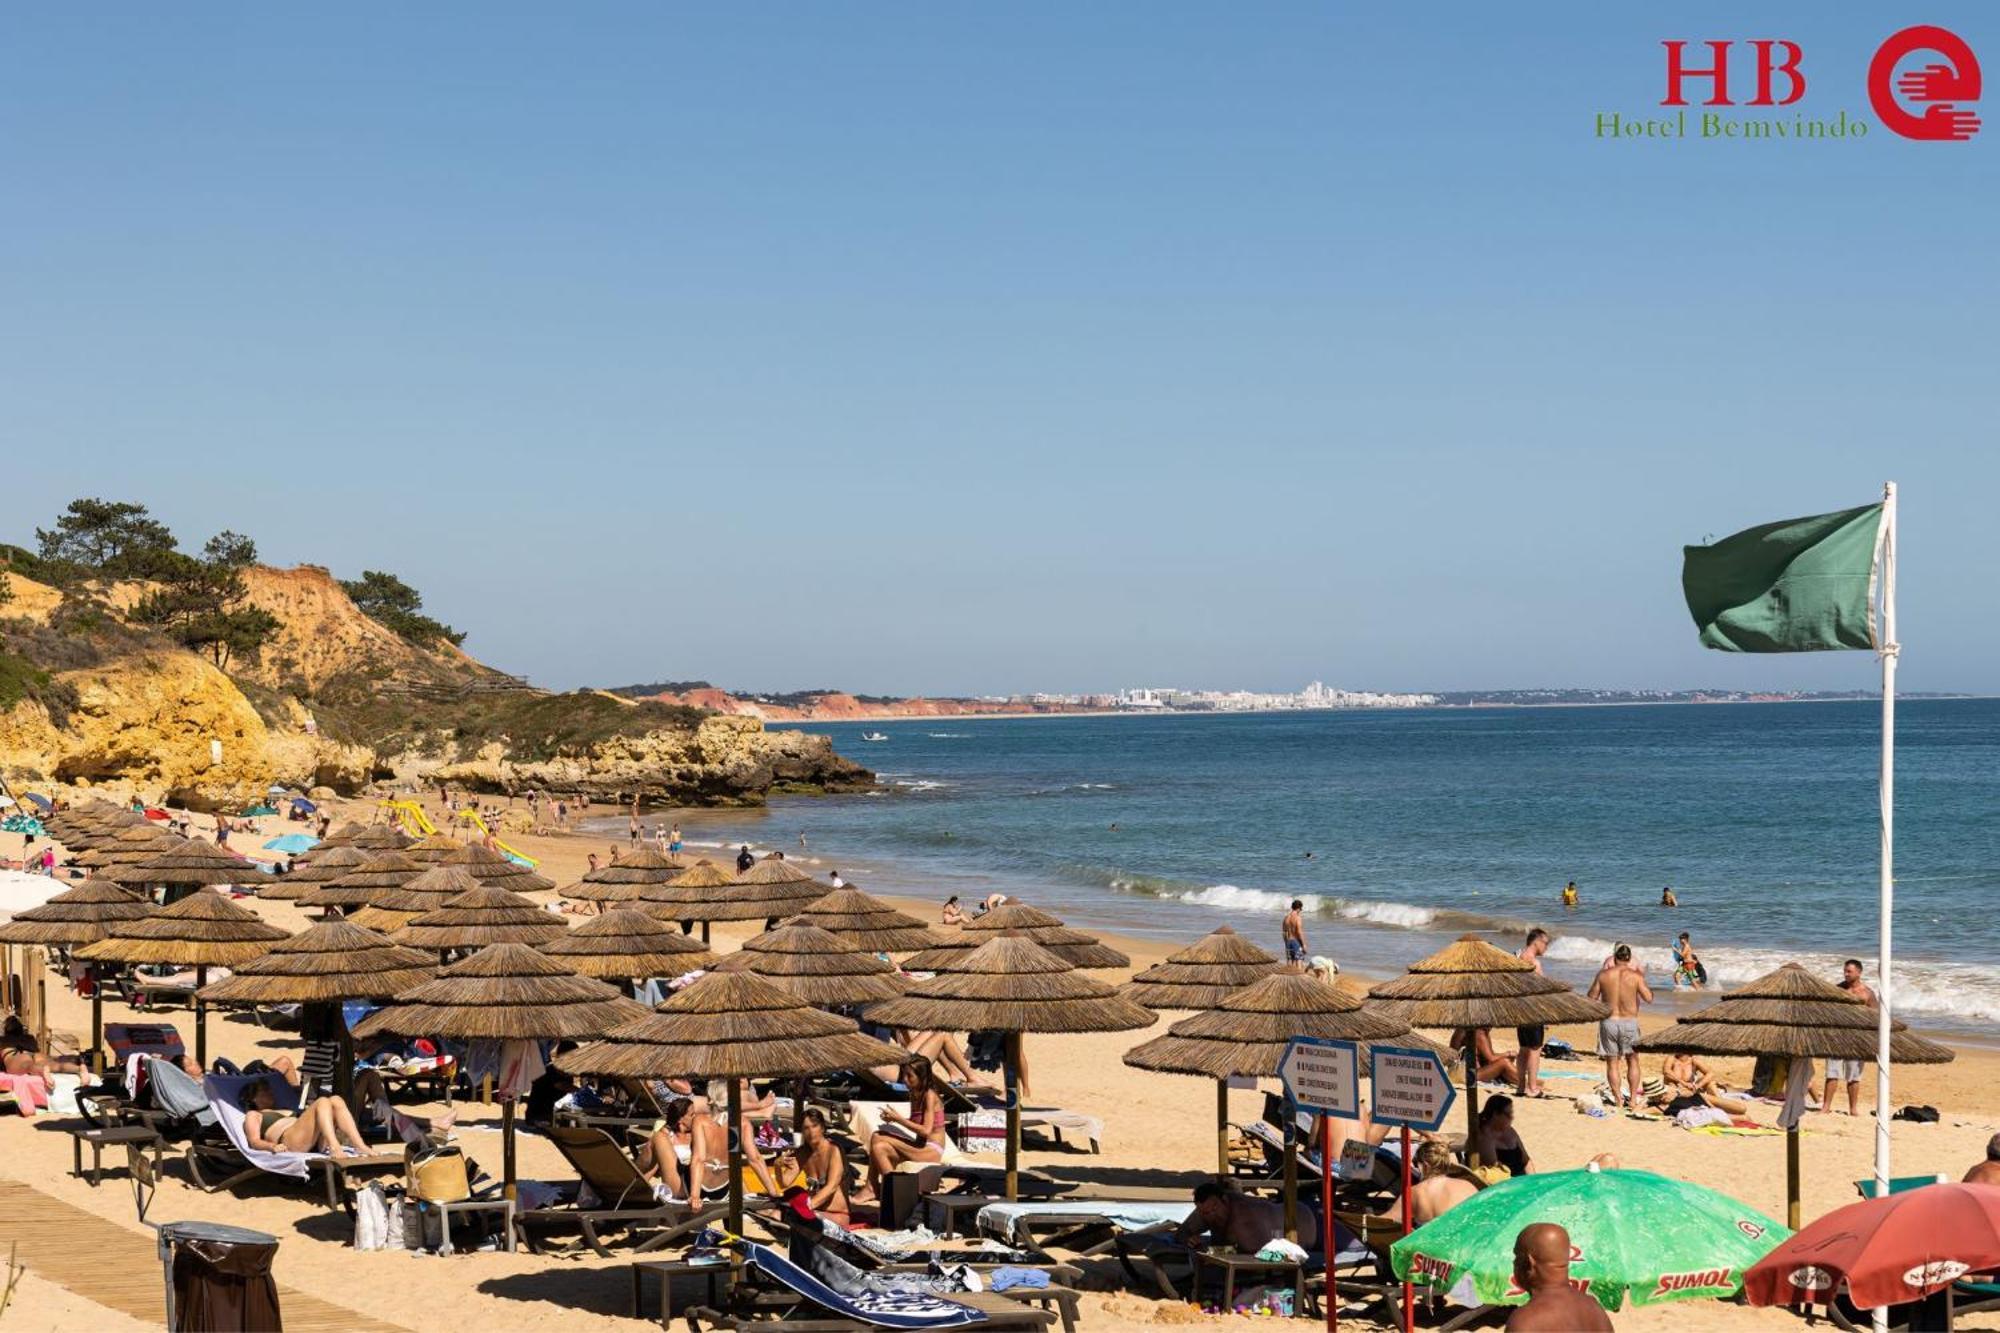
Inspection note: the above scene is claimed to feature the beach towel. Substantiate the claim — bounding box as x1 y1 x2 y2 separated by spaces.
975 1200 1188 1246
738 1236 985 1328
212 1098 326 1179
0 1073 50 1116
1686 1123 1785 1138
148 1056 220 1126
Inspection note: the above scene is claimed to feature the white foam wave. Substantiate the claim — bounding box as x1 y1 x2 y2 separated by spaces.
1172 884 1320 914
1336 900 1439 929
1543 935 2000 1026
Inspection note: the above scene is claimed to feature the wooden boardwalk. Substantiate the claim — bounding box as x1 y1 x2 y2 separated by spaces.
0 1180 408 1332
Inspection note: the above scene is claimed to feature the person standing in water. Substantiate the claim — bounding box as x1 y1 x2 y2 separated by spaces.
1560 880 1579 909
1282 900 1307 965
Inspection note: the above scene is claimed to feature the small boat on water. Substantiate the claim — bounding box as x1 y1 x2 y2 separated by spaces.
860 731 890 742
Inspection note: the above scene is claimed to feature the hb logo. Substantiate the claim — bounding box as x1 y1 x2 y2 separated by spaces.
1869 25 1981 140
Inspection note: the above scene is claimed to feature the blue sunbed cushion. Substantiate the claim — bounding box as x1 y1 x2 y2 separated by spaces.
741 1238 985 1327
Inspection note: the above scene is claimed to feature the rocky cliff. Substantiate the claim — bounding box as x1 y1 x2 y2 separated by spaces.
0 565 871 809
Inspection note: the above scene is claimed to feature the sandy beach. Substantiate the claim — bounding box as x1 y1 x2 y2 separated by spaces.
5 799 1999 1333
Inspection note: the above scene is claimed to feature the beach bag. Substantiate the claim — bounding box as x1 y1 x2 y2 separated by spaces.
406 1142 471 1202
354 1182 389 1251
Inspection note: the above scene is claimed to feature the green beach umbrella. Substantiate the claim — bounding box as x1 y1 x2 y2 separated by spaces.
1390 1167 1788 1313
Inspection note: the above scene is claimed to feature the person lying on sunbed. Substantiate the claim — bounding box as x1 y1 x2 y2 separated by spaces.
860 1059 946 1200
238 1083 373 1156
1175 1181 1321 1255
875 1028 990 1090
1381 1138 1477 1226
1 1017 83 1077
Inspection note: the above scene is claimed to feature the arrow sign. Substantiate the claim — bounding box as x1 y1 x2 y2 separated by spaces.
1278 1036 1361 1117
1369 1044 1458 1132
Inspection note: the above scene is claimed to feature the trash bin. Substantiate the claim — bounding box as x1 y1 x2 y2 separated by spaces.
156 1220 283 1332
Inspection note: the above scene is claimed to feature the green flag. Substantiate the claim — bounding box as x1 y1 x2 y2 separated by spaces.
1682 502 1884 652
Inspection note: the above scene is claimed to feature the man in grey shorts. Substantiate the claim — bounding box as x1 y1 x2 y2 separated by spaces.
1822 958 1878 1115
1587 944 1654 1112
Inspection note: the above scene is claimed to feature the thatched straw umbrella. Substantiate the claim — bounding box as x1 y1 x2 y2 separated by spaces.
786 886 946 954
356 943 647 1198
104 840 263 904
349 824 414 851
402 832 466 864
540 908 716 980
260 845 367 901
961 903 1130 970
446 841 555 893
1120 926 1280 1011
560 969 908 1233
346 864 483 933
297 850 425 914
868 934 1155 1198
197 920 439 1103
76 889 291 1066
1127 969 1448 1228
1639 962 1956 1227
638 860 736 940
78 826 185 870
300 820 368 855
0 879 156 1070
1368 934 1608 1166
710 922 906 1007
563 848 683 907
391 884 568 955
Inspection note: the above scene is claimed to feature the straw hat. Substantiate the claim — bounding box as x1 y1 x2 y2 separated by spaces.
353 942 646 1041
0 878 155 947
867 934 1154 1035
1126 970 1447 1080
391 884 568 950
259 845 367 901
297 850 426 910
1638 963 1955 1064
540 908 717 979
197 920 437 1004
559 969 909 1081
1368 934 1610 1028
76 888 291 967
1119 926 1283 1011
709 922 906 1006
785 886 945 954
346 864 484 933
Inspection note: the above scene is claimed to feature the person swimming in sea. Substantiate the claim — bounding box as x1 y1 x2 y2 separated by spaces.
1561 881 1579 909
1660 885 1677 908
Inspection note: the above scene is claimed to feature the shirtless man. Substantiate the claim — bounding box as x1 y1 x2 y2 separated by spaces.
1175 1181 1306 1255
1588 943 1653 1112
1822 958 1878 1116
1516 927 1550 1097
1964 1134 2000 1186
1282 900 1307 965
1506 1223 1611 1331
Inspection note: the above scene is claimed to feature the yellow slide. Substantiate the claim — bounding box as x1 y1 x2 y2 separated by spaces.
450 808 540 868
378 799 436 836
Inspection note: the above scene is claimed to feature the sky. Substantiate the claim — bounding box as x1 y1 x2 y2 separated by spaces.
3 5 1993 696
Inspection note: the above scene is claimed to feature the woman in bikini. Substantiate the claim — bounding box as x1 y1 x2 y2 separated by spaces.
637 1097 731 1201
797 1108 854 1225
239 1082 373 1155
1 1018 82 1078
863 1059 946 1199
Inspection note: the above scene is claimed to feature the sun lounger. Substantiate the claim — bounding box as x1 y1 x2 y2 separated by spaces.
687 1235 1054 1331
974 1198 1190 1253
516 1123 729 1257
184 1080 402 1211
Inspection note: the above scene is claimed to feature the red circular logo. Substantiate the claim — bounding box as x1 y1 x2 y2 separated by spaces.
1869 25 1982 140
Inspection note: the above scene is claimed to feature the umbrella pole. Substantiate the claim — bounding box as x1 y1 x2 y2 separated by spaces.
1786 1126 1801 1231
1216 1080 1229 1179
335 1015 355 1108
91 986 104 1076
728 1077 745 1236
195 965 208 1070
1283 1115 1299 1242
1463 1038 1480 1169
1004 1033 1022 1202
502 1096 518 1202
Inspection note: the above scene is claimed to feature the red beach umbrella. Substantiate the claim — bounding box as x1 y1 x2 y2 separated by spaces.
1744 1182 2000 1312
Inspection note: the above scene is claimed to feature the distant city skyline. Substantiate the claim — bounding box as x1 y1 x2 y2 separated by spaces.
5 6 1995 695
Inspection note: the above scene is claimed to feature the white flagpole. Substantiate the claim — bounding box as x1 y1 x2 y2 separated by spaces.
1870 482 1897 1333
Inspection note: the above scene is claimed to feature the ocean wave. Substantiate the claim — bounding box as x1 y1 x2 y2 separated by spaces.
1541 935 2000 1026
1336 900 1438 929
926 732 970 738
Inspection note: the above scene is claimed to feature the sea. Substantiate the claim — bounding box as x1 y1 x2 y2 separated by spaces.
630 700 2000 1039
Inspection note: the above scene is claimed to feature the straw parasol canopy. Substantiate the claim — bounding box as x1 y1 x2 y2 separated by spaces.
709 922 907 1006
302 820 368 854
355 943 649 1199
349 824 414 850
0 878 154 946
260 845 367 901
297 850 426 910
197 920 437 1004
647 858 830 927
77 826 185 869
868 933 1154 1199
347 864 484 933
785 886 945 954
1369 934 1608 1165
76 889 292 1066
103 840 261 890
1638 962 1955 1229
391 884 568 951
444 840 555 892
563 848 683 905
540 908 716 979
560 968 910 1232
637 859 733 914
926 901 1132 970
402 832 466 864
1119 926 1285 1012
1126 968 1450 1186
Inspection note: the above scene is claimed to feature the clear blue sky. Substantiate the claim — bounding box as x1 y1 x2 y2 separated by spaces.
4 5 1992 695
